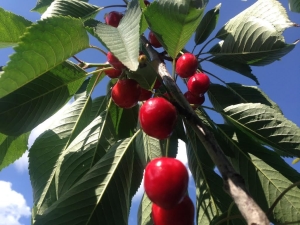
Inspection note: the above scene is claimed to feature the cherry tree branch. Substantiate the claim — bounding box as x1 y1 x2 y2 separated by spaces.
140 36 270 225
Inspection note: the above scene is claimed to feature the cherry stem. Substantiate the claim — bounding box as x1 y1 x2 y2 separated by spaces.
72 55 84 64
198 55 214 63
85 66 113 76
196 36 217 58
89 45 107 56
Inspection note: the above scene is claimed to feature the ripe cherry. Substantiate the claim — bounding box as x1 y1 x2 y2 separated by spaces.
148 31 162 48
139 97 177 140
139 88 153 101
104 11 123 27
111 79 141 109
107 52 126 70
153 78 161 89
184 91 205 108
105 68 122 78
152 195 194 225
187 72 210 96
144 157 189 209
176 53 198 78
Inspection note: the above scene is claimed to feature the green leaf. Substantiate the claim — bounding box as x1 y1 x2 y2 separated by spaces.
0 16 89 98
209 56 259 84
32 0 89 13
94 0 141 71
194 3 221 45
138 193 154 225
185 123 233 225
223 103 300 157
144 0 204 58
208 83 282 114
127 61 159 90
289 0 300 13
0 8 32 48
90 96 107 120
34 136 137 225
41 0 102 20
28 96 91 215
211 0 297 66
0 61 86 136
0 132 29 171
219 126 300 223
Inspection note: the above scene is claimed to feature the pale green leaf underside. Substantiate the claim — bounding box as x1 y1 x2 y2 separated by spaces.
138 194 154 225
42 0 101 20
0 8 32 48
32 0 89 13
251 154 300 223
29 96 91 210
217 0 293 38
0 61 86 136
212 0 296 66
34 137 136 225
289 0 300 13
224 103 300 157
0 16 89 98
145 1 204 58
94 0 141 71
0 132 29 171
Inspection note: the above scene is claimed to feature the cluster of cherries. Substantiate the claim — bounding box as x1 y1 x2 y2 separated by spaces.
144 157 194 225
104 9 210 141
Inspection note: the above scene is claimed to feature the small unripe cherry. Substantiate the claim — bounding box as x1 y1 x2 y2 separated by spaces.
148 31 162 48
176 53 198 78
184 91 205 109
111 79 141 109
187 72 210 96
105 68 122 78
107 52 126 70
139 97 177 139
153 79 161 89
139 88 153 101
104 11 123 27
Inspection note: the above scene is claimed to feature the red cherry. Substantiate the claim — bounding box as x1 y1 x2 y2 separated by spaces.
144 157 189 209
107 52 126 70
111 79 141 109
153 78 161 89
187 72 210 96
148 31 162 48
144 0 151 6
105 68 122 78
139 88 153 101
184 91 205 108
139 97 177 139
104 11 123 27
175 53 198 78
152 195 194 225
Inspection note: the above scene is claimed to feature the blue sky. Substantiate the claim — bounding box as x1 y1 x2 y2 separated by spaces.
0 0 299 225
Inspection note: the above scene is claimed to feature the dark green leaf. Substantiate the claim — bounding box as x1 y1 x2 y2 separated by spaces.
209 56 259 84
29 96 92 215
223 103 300 157
0 16 89 98
138 193 154 225
195 3 221 45
0 61 86 136
34 136 137 225
144 0 204 58
0 132 29 171
94 0 141 71
41 0 102 20
0 8 32 48
289 0 300 13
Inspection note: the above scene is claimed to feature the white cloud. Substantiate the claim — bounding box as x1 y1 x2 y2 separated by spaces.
0 181 30 225
13 151 28 174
